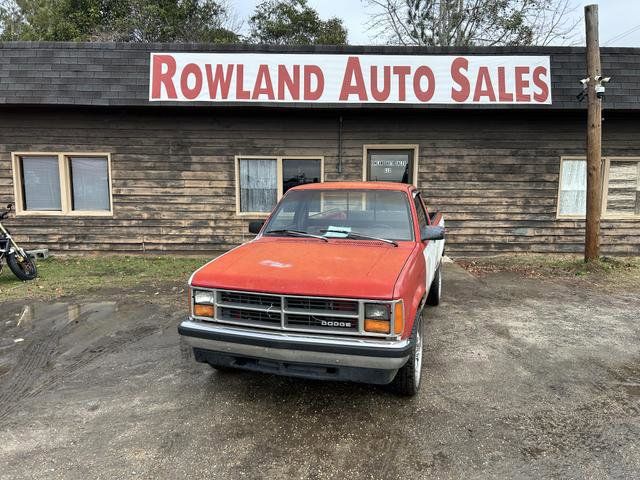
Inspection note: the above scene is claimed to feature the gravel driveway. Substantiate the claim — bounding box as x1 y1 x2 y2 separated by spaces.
1 264 638 479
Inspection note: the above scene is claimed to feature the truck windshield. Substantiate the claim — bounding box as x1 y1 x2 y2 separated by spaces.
264 190 414 241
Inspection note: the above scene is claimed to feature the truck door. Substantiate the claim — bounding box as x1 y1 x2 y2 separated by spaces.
413 192 437 290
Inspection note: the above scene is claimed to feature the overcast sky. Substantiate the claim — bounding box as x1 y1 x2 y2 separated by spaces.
234 0 640 47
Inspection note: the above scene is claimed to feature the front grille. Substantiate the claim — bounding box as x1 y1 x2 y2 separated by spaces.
204 289 363 335
285 314 358 332
285 297 358 314
219 291 281 309
218 306 281 326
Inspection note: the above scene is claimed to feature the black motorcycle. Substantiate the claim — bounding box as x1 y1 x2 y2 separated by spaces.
0 203 37 281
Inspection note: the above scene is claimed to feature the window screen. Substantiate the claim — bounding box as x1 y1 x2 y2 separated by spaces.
21 156 62 211
239 159 277 213
558 160 587 216
70 157 110 211
606 160 640 216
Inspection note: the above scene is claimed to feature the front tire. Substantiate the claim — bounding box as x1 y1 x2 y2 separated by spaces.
7 252 37 281
388 314 423 396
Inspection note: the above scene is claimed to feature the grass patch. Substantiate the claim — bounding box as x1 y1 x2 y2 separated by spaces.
0 255 212 300
458 254 640 289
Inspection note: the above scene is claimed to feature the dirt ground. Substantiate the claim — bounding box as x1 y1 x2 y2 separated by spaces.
0 263 638 479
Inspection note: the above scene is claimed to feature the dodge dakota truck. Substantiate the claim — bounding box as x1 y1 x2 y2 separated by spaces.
179 182 445 395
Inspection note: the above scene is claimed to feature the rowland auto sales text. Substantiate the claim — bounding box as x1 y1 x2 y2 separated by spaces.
150 53 551 105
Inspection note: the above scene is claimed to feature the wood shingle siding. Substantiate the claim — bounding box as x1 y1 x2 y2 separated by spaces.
1 107 638 256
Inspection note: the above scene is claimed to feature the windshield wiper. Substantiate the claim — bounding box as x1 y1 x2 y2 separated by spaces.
320 229 398 247
265 229 328 242
346 232 398 247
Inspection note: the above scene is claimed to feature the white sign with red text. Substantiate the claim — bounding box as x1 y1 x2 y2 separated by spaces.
149 53 551 105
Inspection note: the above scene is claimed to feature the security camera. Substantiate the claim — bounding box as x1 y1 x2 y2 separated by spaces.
594 75 602 82
579 78 589 86
600 76 611 83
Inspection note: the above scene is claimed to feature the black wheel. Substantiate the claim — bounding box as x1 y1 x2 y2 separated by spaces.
426 264 442 306
388 314 424 396
7 252 37 281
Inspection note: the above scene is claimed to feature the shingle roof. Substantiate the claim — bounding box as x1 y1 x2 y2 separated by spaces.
1 42 638 110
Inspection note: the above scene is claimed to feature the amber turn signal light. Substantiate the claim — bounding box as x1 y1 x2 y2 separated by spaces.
194 304 214 317
364 319 390 334
394 302 404 335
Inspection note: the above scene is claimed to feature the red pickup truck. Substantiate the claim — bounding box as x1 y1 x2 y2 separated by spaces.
179 182 445 395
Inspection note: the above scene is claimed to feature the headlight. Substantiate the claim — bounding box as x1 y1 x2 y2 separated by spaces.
364 303 391 334
364 303 390 320
193 289 215 318
194 290 215 304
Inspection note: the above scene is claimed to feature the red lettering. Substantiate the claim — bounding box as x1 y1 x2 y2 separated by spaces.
339 57 367 101
497 66 513 102
392 66 411 101
278 65 300 100
235 64 251 100
532 66 549 103
252 64 275 100
413 66 435 102
515 66 530 102
180 63 202 100
451 57 470 102
151 54 177 99
473 66 496 102
304 65 324 100
370 65 391 101
205 64 233 99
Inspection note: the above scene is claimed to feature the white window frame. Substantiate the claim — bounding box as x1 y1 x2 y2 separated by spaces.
235 155 324 217
11 152 113 217
362 144 419 186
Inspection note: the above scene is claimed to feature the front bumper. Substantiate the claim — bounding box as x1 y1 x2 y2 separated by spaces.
178 320 412 384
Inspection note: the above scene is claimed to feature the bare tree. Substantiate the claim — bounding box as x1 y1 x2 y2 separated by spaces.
365 0 580 46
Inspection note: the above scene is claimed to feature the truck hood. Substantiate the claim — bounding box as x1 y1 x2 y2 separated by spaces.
190 238 416 299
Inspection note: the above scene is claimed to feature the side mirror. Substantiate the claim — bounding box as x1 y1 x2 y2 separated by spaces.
421 225 445 242
248 220 264 234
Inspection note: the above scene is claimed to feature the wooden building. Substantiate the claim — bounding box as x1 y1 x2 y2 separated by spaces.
0 42 639 257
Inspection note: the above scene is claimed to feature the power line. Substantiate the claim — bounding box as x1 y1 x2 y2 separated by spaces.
603 23 640 46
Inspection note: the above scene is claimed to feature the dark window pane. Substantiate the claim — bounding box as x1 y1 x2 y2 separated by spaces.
21 156 61 211
70 157 110 211
239 159 277 213
367 149 413 183
282 159 321 193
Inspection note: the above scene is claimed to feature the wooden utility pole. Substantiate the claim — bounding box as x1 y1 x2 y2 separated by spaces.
584 4 602 261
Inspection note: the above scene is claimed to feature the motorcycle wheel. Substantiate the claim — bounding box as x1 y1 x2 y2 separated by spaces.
7 252 37 281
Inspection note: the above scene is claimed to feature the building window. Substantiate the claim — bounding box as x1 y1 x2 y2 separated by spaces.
12 153 112 216
604 158 640 217
557 158 587 217
363 145 418 185
20 156 62 211
557 157 640 219
70 157 111 211
238 158 277 213
236 156 323 216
